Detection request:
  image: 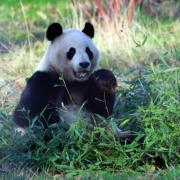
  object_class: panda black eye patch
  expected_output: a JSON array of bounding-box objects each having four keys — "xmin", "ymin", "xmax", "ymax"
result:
[
  {"xmin": 86, "ymin": 47, "xmax": 93, "ymax": 60},
  {"xmin": 67, "ymin": 47, "xmax": 76, "ymax": 60}
]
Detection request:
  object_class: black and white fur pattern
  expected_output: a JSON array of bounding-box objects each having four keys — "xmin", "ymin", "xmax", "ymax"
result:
[
  {"xmin": 13, "ymin": 22, "xmax": 126, "ymax": 139},
  {"xmin": 37, "ymin": 23, "xmax": 99, "ymax": 82}
]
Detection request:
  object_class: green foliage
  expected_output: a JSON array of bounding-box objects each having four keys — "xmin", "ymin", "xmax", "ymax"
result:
[
  {"xmin": 0, "ymin": 0, "xmax": 71, "ymax": 22},
  {"xmin": 0, "ymin": 65, "xmax": 179, "ymax": 176},
  {"xmin": 0, "ymin": 0, "xmax": 180, "ymax": 178}
]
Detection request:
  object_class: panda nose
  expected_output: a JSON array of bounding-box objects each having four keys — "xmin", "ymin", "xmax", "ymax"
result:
[{"xmin": 79, "ymin": 62, "xmax": 90, "ymax": 68}]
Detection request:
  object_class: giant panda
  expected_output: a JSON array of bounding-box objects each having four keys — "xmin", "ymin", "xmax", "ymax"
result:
[{"xmin": 13, "ymin": 22, "xmax": 128, "ymax": 139}]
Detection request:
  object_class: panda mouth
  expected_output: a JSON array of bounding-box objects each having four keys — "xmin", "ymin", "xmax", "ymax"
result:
[{"xmin": 73, "ymin": 70, "xmax": 89, "ymax": 79}]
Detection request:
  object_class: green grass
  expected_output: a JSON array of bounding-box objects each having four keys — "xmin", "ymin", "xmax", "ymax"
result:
[
  {"xmin": 1, "ymin": 167, "xmax": 180, "ymax": 180},
  {"xmin": 0, "ymin": 0, "xmax": 180, "ymax": 179},
  {"xmin": 0, "ymin": 0, "xmax": 71, "ymax": 21}
]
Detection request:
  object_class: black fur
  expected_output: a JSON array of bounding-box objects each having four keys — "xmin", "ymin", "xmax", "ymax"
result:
[
  {"xmin": 13, "ymin": 69, "xmax": 117, "ymax": 128},
  {"xmin": 66, "ymin": 47, "xmax": 76, "ymax": 60},
  {"xmin": 86, "ymin": 47, "xmax": 94, "ymax": 60},
  {"xmin": 46, "ymin": 23, "xmax": 63, "ymax": 41},
  {"xmin": 82, "ymin": 22, "xmax": 94, "ymax": 38},
  {"xmin": 13, "ymin": 72, "xmax": 64, "ymax": 128},
  {"xmin": 85, "ymin": 69, "xmax": 117, "ymax": 117}
]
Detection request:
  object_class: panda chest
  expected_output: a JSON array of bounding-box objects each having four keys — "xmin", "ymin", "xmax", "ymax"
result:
[
  {"xmin": 68, "ymin": 88, "xmax": 85, "ymax": 105},
  {"xmin": 62, "ymin": 82, "xmax": 88, "ymax": 106},
  {"xmin": 60, "ymin": 87, "xmax": 87, "ymax": 124}
]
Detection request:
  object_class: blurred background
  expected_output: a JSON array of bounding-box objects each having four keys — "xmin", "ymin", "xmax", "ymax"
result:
[{"xmin": 0, "ymin": 0, "xmax": 179, "ymax": 106}]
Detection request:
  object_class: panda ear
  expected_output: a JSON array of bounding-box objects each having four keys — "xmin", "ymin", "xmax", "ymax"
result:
[
  {"xmin": 82, "ymin": 22, "xmax": 94, "ymax": 38},
  {"xmin": 46, "ymin": 23, "xmax": 63, "ymax": 41}
]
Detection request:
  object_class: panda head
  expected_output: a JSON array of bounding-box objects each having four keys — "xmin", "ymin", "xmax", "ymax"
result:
[{"xmin": 42, "ymin": 22, "xmax": 99, "ymax": 82}]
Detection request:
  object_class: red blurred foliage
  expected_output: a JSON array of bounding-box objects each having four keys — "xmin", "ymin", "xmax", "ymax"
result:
[
  {"xmin": 71, "ymin": 0, "xmax": 143, "ymax": 26},
  {"xmin": 127, "ymin": 0, "xmax": 143, "ymax": 26},
  {"xmin": 95, "ymin": 0, "xmax": 143, "ymax": 26}
]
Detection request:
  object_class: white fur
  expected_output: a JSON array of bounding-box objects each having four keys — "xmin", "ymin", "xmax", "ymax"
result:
[
  {"xmin": 36, "ymin": 29, "xmax": 99, "ymax": 81},
  {"xmin": 14, "ymin": 126, "xmax": 26, "ymax": 135},
  {"xmin": 14, "ymin": 27, "xmax": 125, "ymax": 136},
  {"xmin": 35, "ymin": 27, "xmax": 100, "ymax": 125}
]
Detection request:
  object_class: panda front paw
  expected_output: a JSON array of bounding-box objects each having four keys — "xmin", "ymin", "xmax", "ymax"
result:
[{"xmin": 93, "ymin": 69, "xmax": 117, "ymax": 93}]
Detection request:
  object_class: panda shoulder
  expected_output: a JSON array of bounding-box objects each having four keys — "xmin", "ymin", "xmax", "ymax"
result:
[{"xmin": 27, "ymin": 71, "xmax": 59, "ymax": 88}]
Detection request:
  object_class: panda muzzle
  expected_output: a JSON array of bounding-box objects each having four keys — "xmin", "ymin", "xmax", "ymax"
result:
[{"xmin": 73, "ymin": 70, "xmax": 89, "ymax": 79}]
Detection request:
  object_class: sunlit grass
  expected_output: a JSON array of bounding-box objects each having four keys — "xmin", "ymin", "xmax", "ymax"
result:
[{"xmin": 0, "ymin": 0, "xmax": 180, "ymax": 178}]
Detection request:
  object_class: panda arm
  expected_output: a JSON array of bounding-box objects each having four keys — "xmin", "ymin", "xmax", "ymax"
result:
[
  {"xmin": 13, "ymin": 71, "xmax": 65, "ymax": 128},
  {"xmin": 85, "ymin": 69, "xmax": 117, "ymax": 118}
]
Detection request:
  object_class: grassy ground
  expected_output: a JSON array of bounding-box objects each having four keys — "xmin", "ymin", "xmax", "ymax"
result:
[{"xmin": 0, "ymin": 0, "xmax": 180, "ymax": 179}]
